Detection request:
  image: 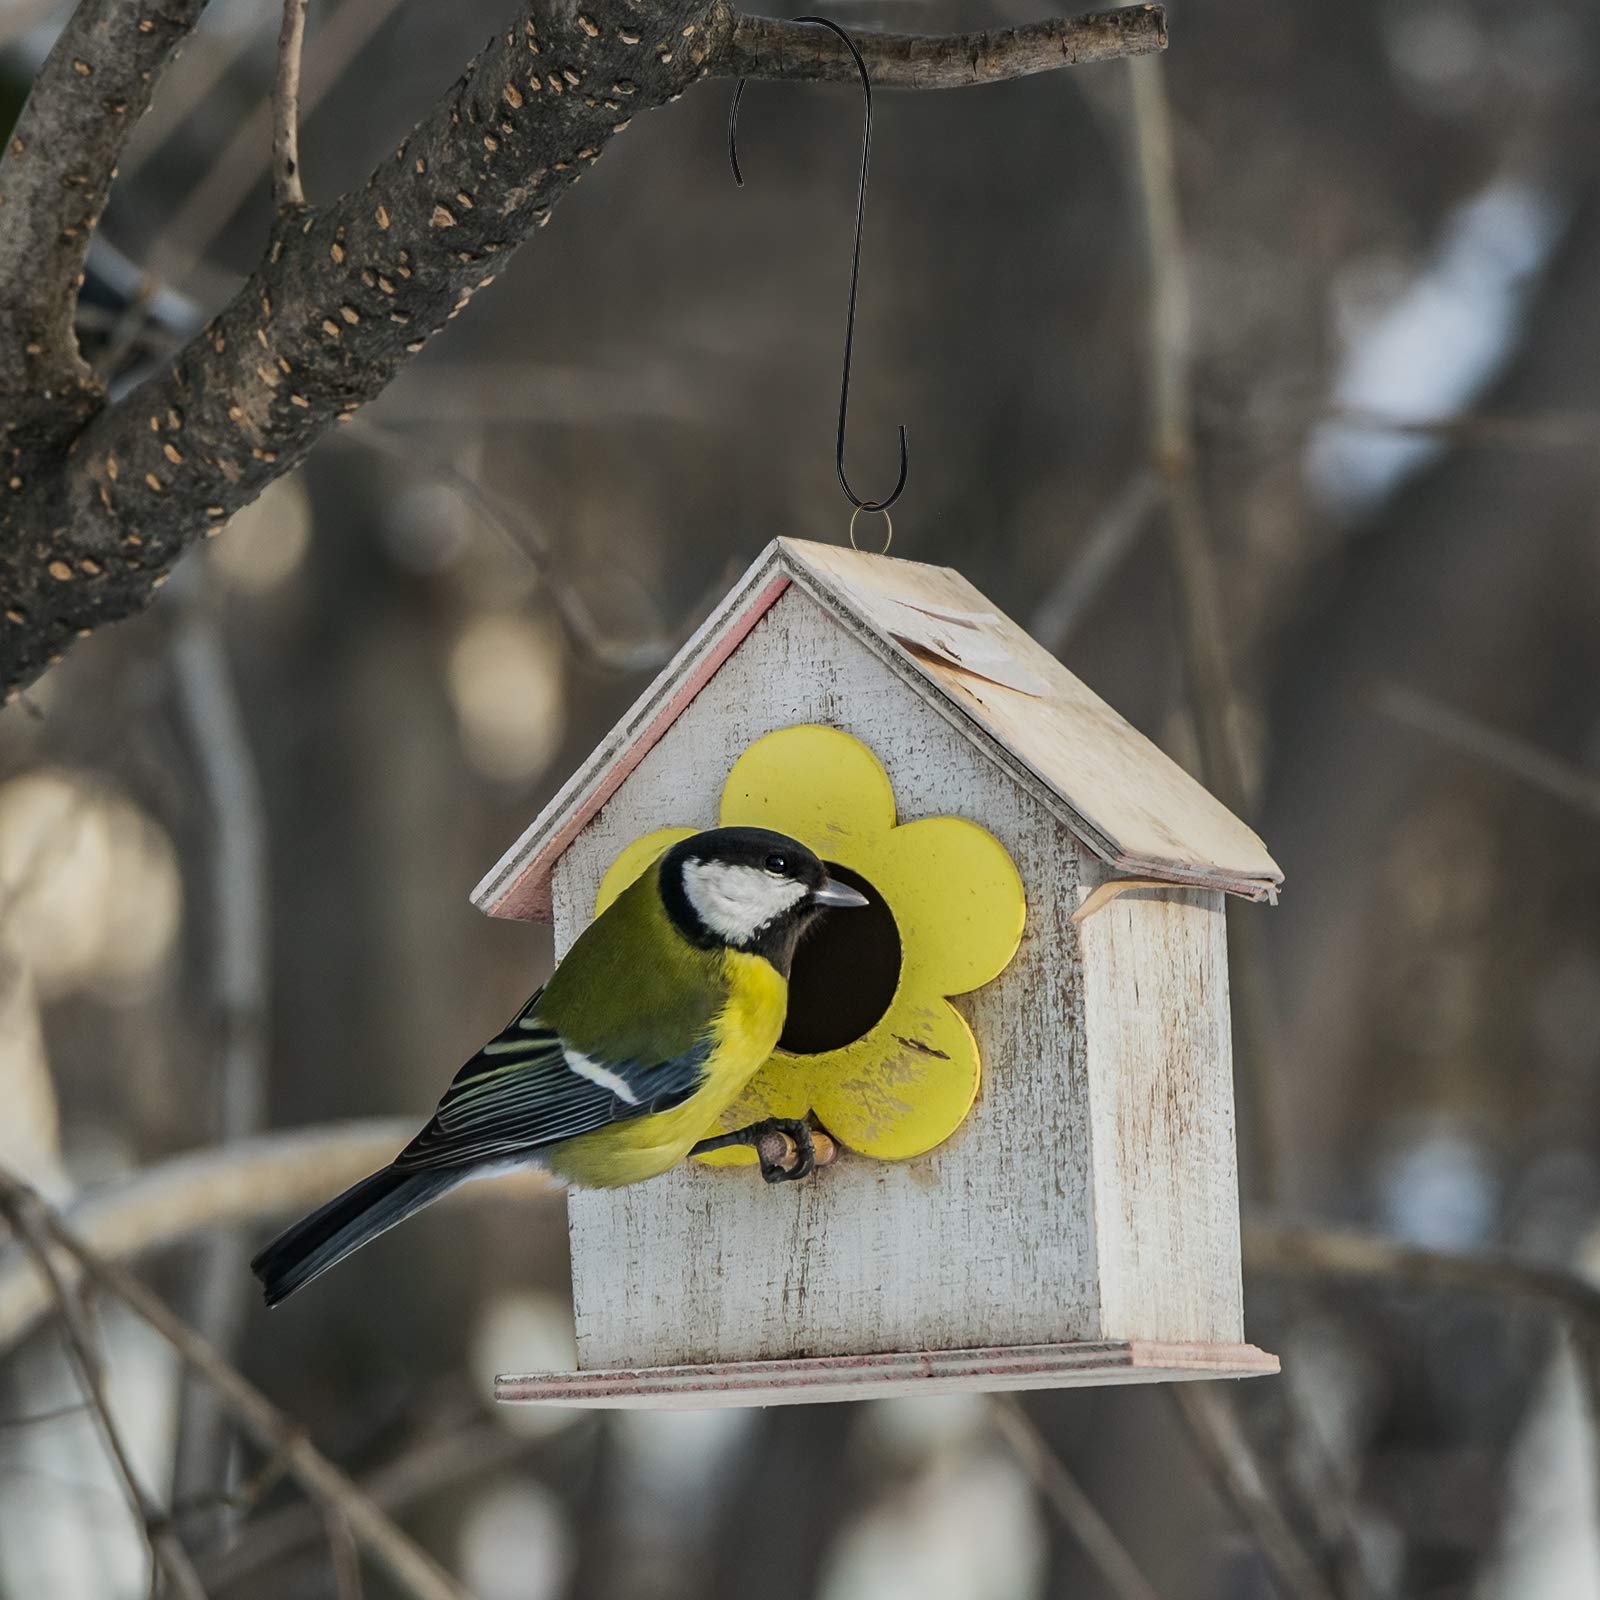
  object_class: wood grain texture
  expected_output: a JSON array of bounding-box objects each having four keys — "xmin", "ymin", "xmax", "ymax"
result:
[
  {"xmin": 1079, "ymin": 874, "xmax": 1244, "ymax": 1343},
  {"xmin": 557, "ymin": 586, "xmax": 1101, "ymax": 1367},
  {"xmin": 781, "ymin": 540, "xmax": 1281, "ymax": 896},
  {"xmin": 496, "ymin": 1340, "xmax": 1278, "ymax": 1409},
  {"xmin": 475, "ymin": 539, "xmax": 1281, "ymax": 924},
  {"xmin": 548, "ymin": 585, "xmax": 1256, "ymax": 1373},
  {"xmin": 488, "ymin": 545, "xmax": 1268, "ymax": 1377}
]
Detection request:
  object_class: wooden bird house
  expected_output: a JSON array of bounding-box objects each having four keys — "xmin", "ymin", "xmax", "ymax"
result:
[{"xmin": 479, "ymin": 538, "xmax": 1283, "ymax": 1407}]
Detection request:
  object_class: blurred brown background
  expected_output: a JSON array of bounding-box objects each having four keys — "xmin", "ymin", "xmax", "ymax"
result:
[{"xmin": 2, "ymin": 0, "xmax": 1599, "ymax": 1595}]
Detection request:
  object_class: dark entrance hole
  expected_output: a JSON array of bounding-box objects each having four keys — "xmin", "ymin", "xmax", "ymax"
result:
[{"xmin": 780, "ymin": 862, "xmax": 902, "ymax": 1055}]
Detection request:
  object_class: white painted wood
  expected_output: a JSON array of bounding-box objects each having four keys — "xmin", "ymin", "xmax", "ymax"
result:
[
  {"xmin": 1079, "ymin": 871, "xmax": 1245, "ymax": 1343},
  {"xmin": 551, "ymin": 585, "xmax": 1252, "ymax": 1371},
  {"xmin": 556, "ymin": 586, "xmax": 1099, "ymax": 1367},
  {"xmin": 474, "ymin": 538, "xmax": 1283, "ymax": 923},
  {"xmin": 781, "ymin": 540, "xmax": 1281, "ymax": 896},
  {"xmin": 497, "ymin": 1341, "xmax": 1279, "ymax": 1409}
]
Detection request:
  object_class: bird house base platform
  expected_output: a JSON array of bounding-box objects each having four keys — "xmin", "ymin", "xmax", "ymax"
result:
[{"xmin": 496, "ymin": 1340, "xmax": 1280, "ymax": 1410}]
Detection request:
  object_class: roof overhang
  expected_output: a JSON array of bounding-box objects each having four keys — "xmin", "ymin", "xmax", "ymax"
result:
[{"xmin": 473, "ymin": 539, "xmax": 1282, "ymax": 922}]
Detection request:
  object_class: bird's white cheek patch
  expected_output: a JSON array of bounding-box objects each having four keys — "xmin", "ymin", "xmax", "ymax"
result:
[{"xmin": 681, "ymin": 860, "xmax": 808, "ymax": 945}]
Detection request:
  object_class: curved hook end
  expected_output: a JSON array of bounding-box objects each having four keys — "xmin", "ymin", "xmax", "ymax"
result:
[
  {"xmin": 845, "ymin": 422, "xmax": 908, "ymax": 514},
  {"xmin": 728, "ymin": 78, "xmax": 747, "ymax": 187}
]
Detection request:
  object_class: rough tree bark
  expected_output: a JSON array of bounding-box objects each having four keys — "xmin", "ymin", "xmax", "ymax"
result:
[
  {"xmin": 0, "ymin": 0, "xmax": 1165, "ymax": 696},
  {"xmin": 0, "ymin": 0, "xmax": 207, "ymax": 447}
]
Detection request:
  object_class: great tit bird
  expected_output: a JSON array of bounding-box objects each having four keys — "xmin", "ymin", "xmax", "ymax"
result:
[{"xmin": 252, "ymin": 826, "xmax": 867, "ymax": 1306}]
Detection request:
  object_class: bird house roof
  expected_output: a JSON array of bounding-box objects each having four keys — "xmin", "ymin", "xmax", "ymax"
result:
[{"xmin": 474, "ymin": 538, "xmax": 1282, "ymax": 920}]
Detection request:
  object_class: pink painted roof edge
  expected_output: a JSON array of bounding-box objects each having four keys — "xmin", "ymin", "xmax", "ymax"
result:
[{"xmin": 472, "ymin": 545, "xmax": 791, "ymax": 920}]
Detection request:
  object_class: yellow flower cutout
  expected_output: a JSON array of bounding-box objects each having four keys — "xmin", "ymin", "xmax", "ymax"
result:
[{"xmin": 593, "ymin": 725, "xmax": 1026, "ymax": 1163}]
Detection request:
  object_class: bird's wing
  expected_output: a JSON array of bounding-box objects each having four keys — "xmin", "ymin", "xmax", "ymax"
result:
[{"xmin": 393, "ymin": 988, "xmax": 712, "ymax": 1172}]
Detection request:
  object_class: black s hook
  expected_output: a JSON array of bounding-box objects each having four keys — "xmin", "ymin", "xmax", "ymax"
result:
[{"xmin": 729, "ymin": 17, "xmax": 908, "ymax": 515}]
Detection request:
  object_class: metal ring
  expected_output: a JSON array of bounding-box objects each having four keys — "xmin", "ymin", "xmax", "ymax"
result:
[{"xmin": 848, "ymin": 505, "xmax": 892, "ymax": 555}]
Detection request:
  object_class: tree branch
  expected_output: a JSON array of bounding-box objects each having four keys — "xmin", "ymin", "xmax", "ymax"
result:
[
  {"xmin": 157, "ymin": 0, "xmax": 412, "ymax": 290},
  {"xmin": 273, "ymin": 0, "xmax": 311, "ymax": 210},
  {"xmin": 1244, "ymin": 1221, "xmax": 1600, "ymax": 1337},
  {"xmin": 1116, "ymin": 32, "xmax": 1283, "ymax": 1208},
  {"xmin": 0, "ymin": 1400, "xmax": 93, "ymax": 1431},
  {"xmin": 716, "ymin": 6, "xmax": 1166, "ymax": 87},
  {"xmin": 0, "ymin": 1181, "xmax": 210, "ymax": 1600},
  {"xmin": 0, "ymin": 0, "xmax": 206, "ymax": 442},
  {"xmin": 1373, "ymin": 680, "xmax": 1600, "ymax": 823},
  {"xmin": 1246, "ymin": 1219, "xmax": 1600, "ymax": 1563},
  {"xmin": 1028, "ymin": 467, "xmax": 1159, "ymax": 651},
  {"xmin": 200, "ymin": 1416, "xmax": 540, "ymax": 1590},
  {"xmin": 1173, "ymin": 1385, "xmax": 1341, "ymax": 1600},
  {"xmin": 5, "ymin": 1168, "xmax": 474, "ymax": 1600},
  {"xmin": 0, "ymin": 1, "xmax": 1164, "ymax": 695},
  {"xmin": 325, "ymin": 1508, "xmax": 364, "ymax": 1600},
  {"xmin": 0, "ymin": 1120, "xmax": 419, "ymax": 1351},
  {"xmin": 2, "ymin": 0, "xmax": 725, "ymax": 693},
  {"xmin": 167, "ymin": 565, "xmax": 273, "ymax": 1534},
  {"xmin": 990, "ymin": 1395, "xmax": 1166, "ymax": 1600}
]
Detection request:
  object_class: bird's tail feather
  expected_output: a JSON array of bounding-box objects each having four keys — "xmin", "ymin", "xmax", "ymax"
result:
[{"xmin": 251, "ymin": 1167, "xmax": 459, "ymax": 1307}]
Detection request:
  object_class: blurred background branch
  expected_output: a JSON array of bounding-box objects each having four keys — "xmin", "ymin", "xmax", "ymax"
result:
[
  {"xmin": 991, "ymin": 1395, "xmax": 1166, "ymax": 1600},
  {"xmin": 0, "ymin": 1178, "xmax": 210, "ymax": 1600},
  {"xmin": 0, "ymin": 1123, "xmax": 419, "ymax": 1350},
  {"xmin": 1118, "ymin": 12, "xmax": 1282, "ymax": 1208},
  {"xmin": 1173, "ymin": 1384, "xmax": 1343, "ymax": 1600},
  {"xmin": 1374, "ymin": 681, "xmax": 1600, "ymax": 824},
  {"xmin": 270, "ymin": 0, "xmax": 309, "ymax": 213},
  {"xmin": 165, "ymin": 566, "xmax": 273, "ymax": 1542},
  {"xmin": 7, "ymin": 1168, "xmax": 476, "ymax": 1600}
]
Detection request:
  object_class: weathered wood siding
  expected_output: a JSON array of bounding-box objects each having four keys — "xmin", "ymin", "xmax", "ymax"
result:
[
  {"xmin": 498, "ymin": 1340, "xmax": 1279, "ymax": 1408},
  {"xmin": 552, "ymin": 584, "xmax": 1243, "ymax": 1366},
  {"xmin": 1079, "ymin": 876, "xmax": 1244, "ymax": 1343},
  {"xmin": 555, "ymin": 587, "xmax": 1100, "ymax": 1366}
]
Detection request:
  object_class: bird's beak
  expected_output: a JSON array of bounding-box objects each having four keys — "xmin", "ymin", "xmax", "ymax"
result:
[{"xmin": 811, "ymin": 877, "xmax": 869, "ymax": 909}]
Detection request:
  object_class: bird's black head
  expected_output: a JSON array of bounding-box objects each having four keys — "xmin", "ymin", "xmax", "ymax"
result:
[{"xmin": 659, "ymin": 825, "xmax": 867, "ymax": 970}]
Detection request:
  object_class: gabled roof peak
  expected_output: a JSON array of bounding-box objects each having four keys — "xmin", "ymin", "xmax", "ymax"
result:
[{"xmin": 473, "ymin": 538, "xmax": 1281, "ymax": 921}]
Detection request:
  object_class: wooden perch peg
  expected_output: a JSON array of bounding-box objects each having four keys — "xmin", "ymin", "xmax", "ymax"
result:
[
  {"xmin": 756, "ymin": 1124, "xmax": 838, "ymax": 1176},
  {"xmin": 1071, "ymin": 877, "xmax": 1178, "ymax": 924}
]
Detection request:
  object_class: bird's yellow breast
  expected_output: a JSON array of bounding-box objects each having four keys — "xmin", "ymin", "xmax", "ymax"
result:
[
  {"xmin": 546, "ymin": 949, "xmax": 788, "ymax": 1189},
  {"xmin": 714, "ymin": 948, "xmax": 789, "ymax": 1066}
]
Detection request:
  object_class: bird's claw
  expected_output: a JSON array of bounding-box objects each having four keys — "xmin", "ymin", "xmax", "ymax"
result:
[{"xmin": 755, "ymin": 1118, "xmax": 816, "ymax": 1183}]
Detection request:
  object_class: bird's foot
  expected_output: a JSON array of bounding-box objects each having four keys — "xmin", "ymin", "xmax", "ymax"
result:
[
  {"xmin": 690, "ymin": 1117, "xmax": 836, "ymax": 1182},
  {"xmin": 755, "ymin": 1118, "xmax": 816, "ymax": 1183}
]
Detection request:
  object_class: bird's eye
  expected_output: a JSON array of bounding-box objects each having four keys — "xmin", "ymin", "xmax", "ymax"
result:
[{"xmin": 764, "ymin": 853, "xmax": 791, "ymax": 876}]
